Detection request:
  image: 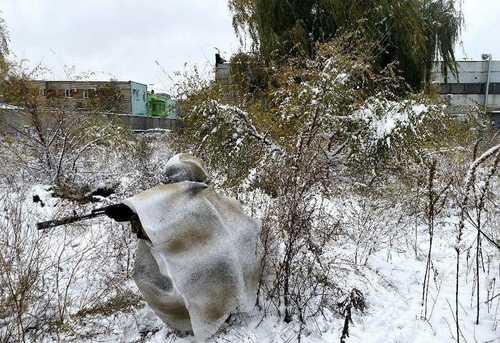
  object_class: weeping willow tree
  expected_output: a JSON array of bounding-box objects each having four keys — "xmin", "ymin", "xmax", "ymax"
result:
[
  {"xmin": 228, "ymin": 0, "xmax": 463, "ymax": 88},
  {"xmin": 0, "ymin": 14, "xmax": 9, "ymax": 77}
]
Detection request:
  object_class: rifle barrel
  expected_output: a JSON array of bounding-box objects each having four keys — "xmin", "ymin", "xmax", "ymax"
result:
[{"xmin": 36, "ymin": 208, "xmax": 108, "ymax": 230}]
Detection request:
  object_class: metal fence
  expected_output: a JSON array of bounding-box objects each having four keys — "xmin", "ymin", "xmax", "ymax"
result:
[{"xmin": 115, "ymin": 114, "xmax": 183, "ymax": 131}]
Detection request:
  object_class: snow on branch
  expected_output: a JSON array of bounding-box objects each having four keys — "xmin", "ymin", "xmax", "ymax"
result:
[
  {"xmin": 354, "ymin": 98, "xmax": 434, "ymax": 146},
  {"xmin": 463, "ymin": 144, "xmax": 500, "ymax": 189},
  {"xmin": 210, "ymin": 101, "xmax": 285, "ymax": 155}
]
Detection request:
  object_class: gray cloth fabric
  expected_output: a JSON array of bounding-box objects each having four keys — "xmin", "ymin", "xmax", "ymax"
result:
[
  {"xmin": 126, "ymin": 181, "xmax": 261, "ymax": 340},
  {"xmin": 133, "ymin": 239, "xmax": 192, "ymax": 332},
  {"xmin": 163, "ymin": 153, "xmax": 211, "ymax": 184}
]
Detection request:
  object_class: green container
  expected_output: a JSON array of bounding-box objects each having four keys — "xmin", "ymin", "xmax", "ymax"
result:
[{"xmin": 147, "ymin": 93, "xmax": 176, "ymax": 117}]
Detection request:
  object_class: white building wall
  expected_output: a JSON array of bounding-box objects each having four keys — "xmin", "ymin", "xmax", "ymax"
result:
[
  {"xmin": 432, "ymin": 60, "xmax": 500, "ymax": 110},
  {"xmin": 432, "ymin": 61, "xmax": 500, "ymax": 84}
]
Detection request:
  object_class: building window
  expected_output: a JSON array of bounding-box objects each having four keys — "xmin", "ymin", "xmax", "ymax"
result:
[
  {"xmin": 449, "ymin": 84, "xmax": 465, "ymax": 94},
  {"xmin": 64, "ymin": 89, "xmax": 72, "ymax": 98},
  {"xmin": 490, "ymin": 83, "xmax": 500, "ymax": 95},
  {"xmin": 464, "ymin": 83, "xmax": 482, "ymax": 94},
  {"xmin": 83, "ymin": 88, "xmax": 96, "ymax": 99}
]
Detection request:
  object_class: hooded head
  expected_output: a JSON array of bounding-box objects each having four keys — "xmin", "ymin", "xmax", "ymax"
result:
[{"xmin": 163, "ymin": 153, "xmax": 210, "ymax": 184}]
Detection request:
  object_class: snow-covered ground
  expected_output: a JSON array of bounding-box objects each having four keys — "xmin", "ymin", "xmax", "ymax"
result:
[
  {"xmin": 0, "ymin": 131, "xmax": 498, "ymax": 343},
  {"xmin": 50, "ymin": 237, "xmax": 500, "ymax": 343},
  {"xmin": 6, "ymin": 184, "xmax": 495, "ymax": 343}
]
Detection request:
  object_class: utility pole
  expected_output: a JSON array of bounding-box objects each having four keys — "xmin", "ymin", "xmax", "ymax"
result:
[{"xmin": 482, "ymin": 53, "xmax": 492, "ymax": 108}]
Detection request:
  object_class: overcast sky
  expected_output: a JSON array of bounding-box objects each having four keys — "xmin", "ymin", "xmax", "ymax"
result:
[{"xmin": 2, "ymin": 0, "xmax": 500, "ymax": 92}]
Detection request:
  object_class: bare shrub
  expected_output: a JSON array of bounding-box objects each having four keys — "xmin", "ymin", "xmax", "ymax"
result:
[
  {"xmin": 122, "ymin": 132, "xmax": 174, "ymax": 194},
  {"xmin": 454, "ymin": 143, "xmax": 500, "ymax": 342},
  {"xmin": 1, "ymin": 110, "xmax": 130, "ymax": 190},
  {"xmin": 0, "ymin": 178, "xmax": 143, "ymax": 341},
  {"xmin": 0, "ymin": 191, "xmax": 49, "ymax": 342}
]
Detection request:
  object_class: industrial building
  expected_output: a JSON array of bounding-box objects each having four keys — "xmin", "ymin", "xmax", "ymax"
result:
[
  {"xmin": 431, "ymin": 55, "xmax": 500, "ymax": 128},
  {"xmin": 30, "ymin": 80, "xmax": 148, "ymax": 116}
]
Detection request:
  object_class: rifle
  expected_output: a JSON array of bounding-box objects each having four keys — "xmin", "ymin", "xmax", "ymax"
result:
[{"xmin": 36, "ymin": 204, "xmax": 133, "ymax": 231}]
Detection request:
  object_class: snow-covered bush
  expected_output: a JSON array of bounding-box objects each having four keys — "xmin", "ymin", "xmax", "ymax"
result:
[{"xmin": 174, "ymin": 35, "xmax": 456, "ymax": 190}]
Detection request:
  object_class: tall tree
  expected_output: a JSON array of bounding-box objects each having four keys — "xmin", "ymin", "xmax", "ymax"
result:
[
  {"xmin": 0, "ymin": 14, "xmax": 9, "ymax": 73},
  {"xmin": 228, "ymin": 0, "xmax": 462, "ymax": 88}
]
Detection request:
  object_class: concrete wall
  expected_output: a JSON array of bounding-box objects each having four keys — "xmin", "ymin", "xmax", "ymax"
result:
[
  {"xmin": 0, "ymin": 109, "xmax": 182, "ymax": 133},
  {"xmin": 0, "ymin": 108, "xmax": 30, "ymax": 132},
  {"xmin": 442, "ymin": 94, "xmax": 500, "ymax": 108}
]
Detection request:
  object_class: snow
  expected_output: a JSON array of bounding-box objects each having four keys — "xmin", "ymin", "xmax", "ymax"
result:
[
  {"xmin": 0, "ymin": 102, "xmax": 20, "ymax": 110},
  {"xmin": 102, "ymin": 195, "xmax": 497, "ymax": 343},
  {"xmin": 1, "ymin": 135, "xmax": 498, "ymax": 343},
  {"xmin": 335, "ymin": 72, "xmax": 349, "ymax": 85},
  {"xmin": 355, "ymin": 99, "xmax": 431, "ymax": 143},
  {"xmin": 165, "ymin": 152, "xmax": 182, "ymax": 168},
  {"xmin": 120, "ymin": 229, "xmax": 498, "ymax": 343},
  {"xmin": 344, "ymin": 249, "xmax": 498, "ymax": 343}
]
